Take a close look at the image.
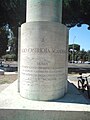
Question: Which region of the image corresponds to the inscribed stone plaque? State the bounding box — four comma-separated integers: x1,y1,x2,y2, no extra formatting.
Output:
20,22,68,100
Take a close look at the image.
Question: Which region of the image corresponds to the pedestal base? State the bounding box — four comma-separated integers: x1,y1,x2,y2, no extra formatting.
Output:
0,80,90,120
20,22,68,100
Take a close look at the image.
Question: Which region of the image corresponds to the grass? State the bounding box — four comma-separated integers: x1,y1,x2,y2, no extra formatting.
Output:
0,74,17,84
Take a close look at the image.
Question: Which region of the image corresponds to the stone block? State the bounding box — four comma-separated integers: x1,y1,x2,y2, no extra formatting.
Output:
0,80,90,120
20,22,68,100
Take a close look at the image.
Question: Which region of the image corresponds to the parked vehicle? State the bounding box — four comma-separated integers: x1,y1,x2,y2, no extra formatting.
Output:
84,61,90,64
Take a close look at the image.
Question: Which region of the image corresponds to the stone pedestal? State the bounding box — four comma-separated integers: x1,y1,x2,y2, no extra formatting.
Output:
0,81,90,120
18,27,21,92
20,0,68,100
26,0,62,23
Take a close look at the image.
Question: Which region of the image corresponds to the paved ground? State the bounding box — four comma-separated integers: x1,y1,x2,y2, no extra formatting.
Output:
0,72,17,92
68,63,90,73
1,62,90,69
68,73,90,82
0,84,10,92
68,73,90,103
0,72,90,102
1,61,17,67
68,63,90,68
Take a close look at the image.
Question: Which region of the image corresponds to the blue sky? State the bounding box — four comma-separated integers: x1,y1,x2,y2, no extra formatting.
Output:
69,24,90,51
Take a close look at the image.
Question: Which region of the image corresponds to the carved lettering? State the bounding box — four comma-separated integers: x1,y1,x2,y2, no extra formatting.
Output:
22,48,66,54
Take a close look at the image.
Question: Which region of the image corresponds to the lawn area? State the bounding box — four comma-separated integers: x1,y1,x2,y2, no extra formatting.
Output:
0,74,17,84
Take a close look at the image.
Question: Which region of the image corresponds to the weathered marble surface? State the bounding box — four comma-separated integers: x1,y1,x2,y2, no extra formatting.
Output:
18,27,21,92
26,0,62,23
20,0,68,100
20,22,68,100
0,80,90,120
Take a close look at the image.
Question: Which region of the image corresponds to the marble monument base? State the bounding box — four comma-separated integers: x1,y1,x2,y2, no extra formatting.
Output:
0,80,90,120
20,21,68,100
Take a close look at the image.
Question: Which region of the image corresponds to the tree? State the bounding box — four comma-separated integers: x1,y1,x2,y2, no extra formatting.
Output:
0,0,90,60
69,44,80,51
0,0,90,28
79,49,87,62
0,0,26,60
63,0,90,29
0,27,8,57
87,50,90,61
0,0,26,27
68,44,80,62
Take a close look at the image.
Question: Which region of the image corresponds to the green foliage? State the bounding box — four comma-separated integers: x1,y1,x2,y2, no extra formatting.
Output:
69,44,80,51
63,0,80,26
63,0,90,28
78,49,87,62
2,54,16,61
0,0,26,27
0,0,90,62
68,47,89,62
0,0,90,27
0,28,8,57
8,37,17,54
87,50,90,61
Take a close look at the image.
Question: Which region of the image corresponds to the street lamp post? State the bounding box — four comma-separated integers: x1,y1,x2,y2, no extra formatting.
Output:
72,36,76,63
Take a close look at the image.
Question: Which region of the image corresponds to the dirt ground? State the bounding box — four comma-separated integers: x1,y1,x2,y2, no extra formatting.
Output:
0,73,17,92
0,74,17,84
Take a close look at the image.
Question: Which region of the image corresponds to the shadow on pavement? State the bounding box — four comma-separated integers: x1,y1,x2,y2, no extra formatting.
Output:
50,81,90,104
